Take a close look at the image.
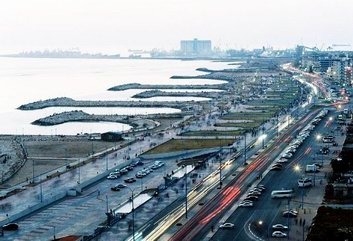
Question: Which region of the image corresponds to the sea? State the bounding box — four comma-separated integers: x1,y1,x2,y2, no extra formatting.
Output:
0,57,233,135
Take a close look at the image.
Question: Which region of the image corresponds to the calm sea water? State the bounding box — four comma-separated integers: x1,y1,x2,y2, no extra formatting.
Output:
0,57,232,135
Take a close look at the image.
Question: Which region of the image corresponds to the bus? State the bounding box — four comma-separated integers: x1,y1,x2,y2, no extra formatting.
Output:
271,189,294,199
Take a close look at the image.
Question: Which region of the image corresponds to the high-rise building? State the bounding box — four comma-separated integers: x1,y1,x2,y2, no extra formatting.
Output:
180,38,212,57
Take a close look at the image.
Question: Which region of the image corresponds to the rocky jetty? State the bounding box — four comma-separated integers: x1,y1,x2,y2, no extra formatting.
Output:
132,90,220,99
108,83,227,91
18,97,196,111
32,110,149,128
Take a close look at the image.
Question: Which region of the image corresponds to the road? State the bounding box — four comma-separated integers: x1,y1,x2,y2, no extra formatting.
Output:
168,108,322,241
211,109,345,241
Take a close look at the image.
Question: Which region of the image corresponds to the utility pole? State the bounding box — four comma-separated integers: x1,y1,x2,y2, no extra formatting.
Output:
244,133,247,165
32,159,35,183
40,181,43,203
185,166,188,218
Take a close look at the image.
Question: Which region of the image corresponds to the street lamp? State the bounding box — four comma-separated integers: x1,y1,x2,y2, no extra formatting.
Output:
126,186,139,241
316,134,324,166
294,164,304,209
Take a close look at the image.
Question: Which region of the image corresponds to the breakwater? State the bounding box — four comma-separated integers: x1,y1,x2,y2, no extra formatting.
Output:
132,90,220,99
18,97,196,111
108,83,227,91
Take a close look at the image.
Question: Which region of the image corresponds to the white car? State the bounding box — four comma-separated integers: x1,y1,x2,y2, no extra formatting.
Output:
239,202,253,207
277,158,288,163
219,223,235,229
107,175,118,180
272,224,288,230
282,153,293,159
272,231,287,238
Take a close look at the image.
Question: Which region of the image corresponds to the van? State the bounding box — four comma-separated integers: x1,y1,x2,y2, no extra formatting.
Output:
305,164,317,173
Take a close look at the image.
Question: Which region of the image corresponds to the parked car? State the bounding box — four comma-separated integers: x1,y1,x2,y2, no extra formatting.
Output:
244,195,259,201
272,231,287,238
107,175,119,180
272,224,288,230
120,168,129,174
248,191,261,196
239,201,254,207
282,210,298,217
219,223,235,229
270,166,282,171
2,223,19,231
109,171,121,177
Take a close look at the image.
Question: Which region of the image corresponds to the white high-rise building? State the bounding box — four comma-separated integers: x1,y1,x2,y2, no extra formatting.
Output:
180,38,212,57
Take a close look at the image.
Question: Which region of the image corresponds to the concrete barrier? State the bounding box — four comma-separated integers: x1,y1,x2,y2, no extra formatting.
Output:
140,147,220,160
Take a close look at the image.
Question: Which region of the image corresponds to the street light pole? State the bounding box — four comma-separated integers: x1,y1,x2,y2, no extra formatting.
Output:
185,166,188,218
244,133,247,165
32,159,35,183
126,186,137,241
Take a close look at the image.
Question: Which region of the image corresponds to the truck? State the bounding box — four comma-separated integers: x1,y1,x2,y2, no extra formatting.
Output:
305,164,318,173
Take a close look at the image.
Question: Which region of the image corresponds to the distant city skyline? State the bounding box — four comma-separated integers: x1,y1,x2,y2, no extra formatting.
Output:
1,0,353,54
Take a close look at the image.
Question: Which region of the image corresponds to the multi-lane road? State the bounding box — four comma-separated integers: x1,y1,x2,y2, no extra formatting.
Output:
168,108,324,241
211,109,344,241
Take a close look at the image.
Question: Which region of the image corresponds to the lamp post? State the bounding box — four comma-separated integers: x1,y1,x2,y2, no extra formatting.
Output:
126,186,138,241
294,164,304,209
316,134,323,168
244,133,247,165
185,165,189,218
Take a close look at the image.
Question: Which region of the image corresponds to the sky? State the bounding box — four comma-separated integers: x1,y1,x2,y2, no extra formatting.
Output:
1,0,353,54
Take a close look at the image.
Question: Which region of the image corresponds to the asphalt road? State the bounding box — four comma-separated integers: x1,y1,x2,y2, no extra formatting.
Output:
168,108,322,241
211,109,344,241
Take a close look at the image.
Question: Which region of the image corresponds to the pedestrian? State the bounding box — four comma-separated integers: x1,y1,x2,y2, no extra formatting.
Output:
211,225,214,232
98,190,100,196
299,218,302,226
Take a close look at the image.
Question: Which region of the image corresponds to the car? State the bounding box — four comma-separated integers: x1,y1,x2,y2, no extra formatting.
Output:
281,153,293,159
277,158,289,163
219,223,235,229
109,171,121,176
124,177,136,183
248,191,261,196
272,231,287,238
2,223,19,231
282,210,298,217
272,224,288,230
249,188,262,193
135,171,146,178
313,163,323,168
116,184,127,189
244,195,259,201
155,161,165,167
270,166,282,171
273,163,283,168
107,175,119,180
120,168,129,174
125,166,134,171
111,186,121,191
239,201,254,207
130,162,138,167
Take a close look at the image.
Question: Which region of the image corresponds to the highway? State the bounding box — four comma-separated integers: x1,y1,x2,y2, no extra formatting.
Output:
168,108,323,241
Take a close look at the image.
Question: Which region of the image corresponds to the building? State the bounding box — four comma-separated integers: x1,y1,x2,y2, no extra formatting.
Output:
101,132,123,142
180,38,212,57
